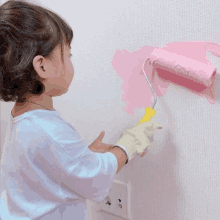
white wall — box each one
[0,0,12,165]
[1,0,220,219]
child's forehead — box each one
[57,44,70,54]
[64,43,71,51]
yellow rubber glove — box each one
[114,107,162,163]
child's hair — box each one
[0,0,73,103]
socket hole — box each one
[104,196,111,205]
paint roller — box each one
[138,43,218,125]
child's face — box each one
[32,43,74,97]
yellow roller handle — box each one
[138,107,156,124]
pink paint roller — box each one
[138,43,218,124]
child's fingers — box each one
[140,149,147,157]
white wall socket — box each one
[98,179,131,220]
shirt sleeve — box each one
[32,120,118,203]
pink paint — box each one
[112,42,220,115]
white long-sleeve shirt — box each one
[0,109,120,220]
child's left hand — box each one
[89,131,114,153]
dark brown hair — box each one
[0,0,73,103]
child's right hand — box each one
[115,121,163,163]
[119,133,146,157]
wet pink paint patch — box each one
[112,42,218,115]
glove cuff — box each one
[114,135,139,163]
[112,144,129,164]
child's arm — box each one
[109,146,127,173]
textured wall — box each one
[1,0,220,219]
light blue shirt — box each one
[0,109,119,220]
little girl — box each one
[0,1,162,219]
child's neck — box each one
[12,95,54,118]
[15,95,54,111]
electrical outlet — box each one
[98,179,131,220]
